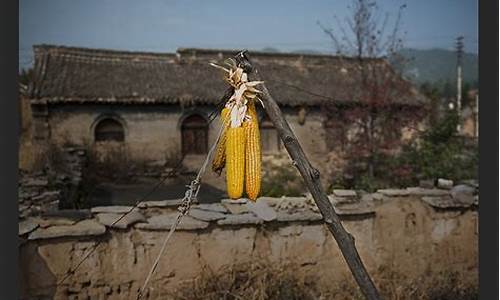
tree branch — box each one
[233,51,381,300]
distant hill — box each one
[260,47,478,86]
[396,48,478,85]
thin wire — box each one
[56,85,232,287]
[56,157,185,286]
[137,121,225,299]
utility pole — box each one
[455,36,464,133]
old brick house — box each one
[26,45,428,178]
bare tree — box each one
[318,0,422,186]
[318,0,406,59]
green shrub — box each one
[395,111,478,183]
[335,111,478,191]
[261,156,306,197]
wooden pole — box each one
[234,51,381,300]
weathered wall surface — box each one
[46,104,188,163]
[41,104,329,170]
[19,186,478,300]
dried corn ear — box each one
[225,127,246,199]
[244,102,261,201]
[212,108,231,174]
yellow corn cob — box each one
[225,126,246,199]
[212,108,231,175]
[244,101,261,201]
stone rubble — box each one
[18,147,88,218]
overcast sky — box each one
[19,0,478,69]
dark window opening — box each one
[95,118,125,142]
[181,114,208,155]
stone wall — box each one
[18,146,87,217]
[19,184,478,300]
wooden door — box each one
[181,114,208,155]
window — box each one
[94,118,125,142]
[181,114,208,155]
[260,118,282,153]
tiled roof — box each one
[29,45,427,107]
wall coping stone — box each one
[332,189,357,198]
[191,203,228,213]
[245,201,277,221]
[222,202,251,215]
[217,213,264,225]
[421,196,473,209]
[28,219,106,240]
[19,219,39,236]
[42,209,92,220]
[221,198,248,204]
[91,206,138,214]
[406,187,450,196]
[257,196,288,207]
[334,202,375,216]
[38,217,77,228]
[188,209,227,222]
[96,212,146,229]
[276,210,323,222]
[135,214,209,231]
[437,178,454,190]
[377,189,410,197]
[17,186,479,239]
[137,199,183,208]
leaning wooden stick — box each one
[234,51,381,300]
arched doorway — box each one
[181,114,208,155]
[94,118,125,142]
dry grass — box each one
[168,262,320,300]
[167,262,477,300]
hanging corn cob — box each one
[210,59,264,201]
[225,126,246,199]
[244,101,261,201]
[212,107,230,175]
